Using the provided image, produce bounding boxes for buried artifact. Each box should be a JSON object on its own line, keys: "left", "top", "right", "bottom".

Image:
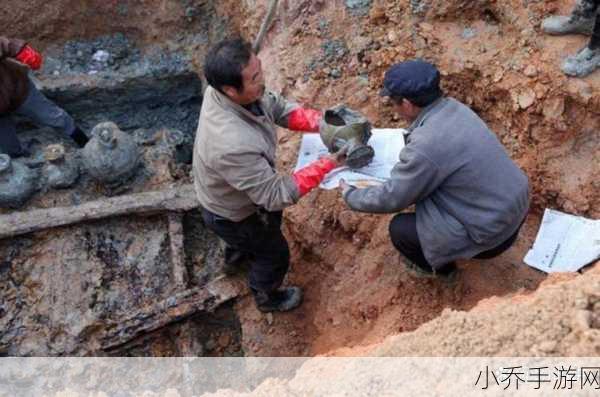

{"left": 319, "top": 105, "right": 374, "bottom": 169}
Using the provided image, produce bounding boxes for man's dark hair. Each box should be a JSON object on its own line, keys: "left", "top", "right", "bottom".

{"left": 404, "top": 89, "right": 443, "bottom": 108}
{"left": 204, "top": 38, "right": 253, "bottom": 92}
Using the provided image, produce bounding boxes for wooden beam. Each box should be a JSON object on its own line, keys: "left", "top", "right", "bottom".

{"left": 0, "top": 184, "right": 199, "bottom": 240}
{"left": 101, "top": 277, "right": 244, "bottom": 351}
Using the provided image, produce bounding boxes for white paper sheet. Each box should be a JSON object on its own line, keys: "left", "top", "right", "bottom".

{"left": 294, "top": 129, "right": 406, "bottom": 189}
{"left": 524, "top": 209, "right": 600, "bottom": 273}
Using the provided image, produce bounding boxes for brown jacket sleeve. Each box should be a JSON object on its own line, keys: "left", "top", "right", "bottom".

{"left": 0, "top": 37, "right": 26, "bottom": 60}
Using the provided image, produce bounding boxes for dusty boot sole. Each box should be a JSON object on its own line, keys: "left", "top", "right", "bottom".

{"left": 541, "top": 15, "right": 594, "bottom": 35}
{"left": 562, "top": 47, "right": 600, "bottom": 77}
{"left": 257, "top": 287, "right": 303, "bottom": 313}
{"left": 404, "top": 260, "right": 458, "bottom": 282}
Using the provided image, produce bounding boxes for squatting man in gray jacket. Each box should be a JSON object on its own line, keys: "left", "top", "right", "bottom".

{"left": 341, "top": 60, "right": 530, "bottom": 277}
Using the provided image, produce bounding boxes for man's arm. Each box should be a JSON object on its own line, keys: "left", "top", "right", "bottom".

{"left": 264, "top": 91, "right": 322, "bottom": 132}
{"left": 219, "top": 147, "right": 343, "bottom": 211}
{"left": 343, "top": 146, "right": 441, "bottom": 213}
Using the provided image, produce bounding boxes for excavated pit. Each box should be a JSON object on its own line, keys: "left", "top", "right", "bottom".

{"left": 1, "top": 0, "right": 599, "bottom": 359}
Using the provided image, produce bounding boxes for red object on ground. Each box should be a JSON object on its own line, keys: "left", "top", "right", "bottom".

{"left": 16, "top": 45, "right": 43, "bottom": 70}
{"left": 292, "top": 157, "right": 337, "bottom": 196}
{"left": 288, "top": 108, "right": 322, "bottom": 132}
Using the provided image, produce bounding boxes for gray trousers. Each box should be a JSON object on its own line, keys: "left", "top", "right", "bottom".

{"left": 0, "top": 78, "right": 75, "bottom": 156}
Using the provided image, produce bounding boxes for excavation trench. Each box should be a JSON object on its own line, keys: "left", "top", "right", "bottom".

{"left": 2, "top": 0, "right": 598, "bottom": 359}
{"left": 0, "top": 58, "right": 548, "bottom": 358}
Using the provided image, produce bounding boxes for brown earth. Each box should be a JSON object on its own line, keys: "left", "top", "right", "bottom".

{"left": 1, "top": 0, "right": 598, "bottom": 358}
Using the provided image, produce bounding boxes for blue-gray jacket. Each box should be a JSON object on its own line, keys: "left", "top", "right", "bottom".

{"left": 343, "top": 97, "right": 529, "bottom": 268}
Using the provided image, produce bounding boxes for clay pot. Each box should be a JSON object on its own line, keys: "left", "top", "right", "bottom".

{"left": 82, "top": 121, "right": 140, "bottom": 186}
{"left": 319, "top": 105, "right": 374, "bottom": 169}
{"left": 0, "top": 154, "right": 39, "bottom": 209}
{"left": 43, "top": 144, "right": 80, "bottom": 189}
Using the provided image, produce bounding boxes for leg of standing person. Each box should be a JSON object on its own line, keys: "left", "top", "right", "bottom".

{"left": 0, "top": 115, "right": 26, "bottom": 157}
{"left": 201, "top": 209, "right": 301, "bottom": 312}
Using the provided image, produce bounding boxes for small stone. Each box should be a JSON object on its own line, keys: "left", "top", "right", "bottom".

{"left": 266, "top": 312, "right": 274, "bottom": 325}
{"left": 573, "top": 310, "right": 592, "bottom": 330}
{"left": 524, "top": 65, "right": 538, "bottom": 77}
{"left": 218, "top": 333, "right": 231, "bottom": 348}
{"left": 517, "top": 88, "right": 536, "bottom": 109}
{"left": 492, "top": 69, "right": 504, "bottom": 83}
{"left": 387, "top": 31, "right": 397, "bottom": 43}
{"left": 461, "top": 28, "right": 477, "bottom": 40}
{"left": 542, "top": 97, "right": 565, "bottom": 120}
{"left": 538, "top": 341, "right": 557, "bottom": 353}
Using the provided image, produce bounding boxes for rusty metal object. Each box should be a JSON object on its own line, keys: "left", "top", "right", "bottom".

{"left": 82, "top": 122, "right": 140, "bottom": 187}
{"left": 43, "top": 144, "right": 80, "bottom": 189}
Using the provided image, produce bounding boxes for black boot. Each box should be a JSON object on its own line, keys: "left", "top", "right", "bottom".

{"left": 70, "top": 127, "right": 89, "bottom": 148}
{"left": 406, "top": 259, "right": 457, "bottom": 278}
{"left": 253, "top": 286, "right": 303, "bottom": 313}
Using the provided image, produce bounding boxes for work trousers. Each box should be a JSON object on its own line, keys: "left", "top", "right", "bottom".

{"left": 201, "top": 208, "right": 290, "bottom": 293}
{"left": 0, "top": 78, "right": 75, "bottom": 156}
{"left": 388, "top": 213, "right": 522, "bottom": 269}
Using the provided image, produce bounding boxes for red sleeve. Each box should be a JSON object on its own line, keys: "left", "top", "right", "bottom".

{"left": 287, "top": 108, "right": 322, "bottom": 132}
{"left": 292, "top": 157, "right": 337, "bottom": 196}
{"left": 16, "top": 45, "right": 43, "bottom": 70}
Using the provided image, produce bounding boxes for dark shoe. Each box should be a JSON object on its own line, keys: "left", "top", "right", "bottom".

{"left": 405, "top": 259, "right": 457, "bottom": 279}
{"left": 254, "top": 286, "right": 303, "bottom": 313}
{"left": 70, "top": 127, "right": 89, "bottom": 148}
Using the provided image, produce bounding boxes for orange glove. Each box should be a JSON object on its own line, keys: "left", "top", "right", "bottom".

{"left": 16, "top": 45, "right": 43, "bottom": 70}
{"left": 292, "top": 157, "right": 337, "bottom": 196}
{"left": 288, "top": 108, "right": 322, "bottom": 132}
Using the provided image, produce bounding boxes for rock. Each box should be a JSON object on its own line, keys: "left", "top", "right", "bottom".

{"left": 573, "top": 310, "right": 592, "bottom": 331}
{"left": 566, "top": 79, "right": 593, "bottom": 104}
{"left": 517, "top": 88, "right": 536, "bottom": 109}
{"left": 369, "top": 5, "right": 387, "bottom": 23}
{"left": 387, "top": 31, "right": 398, "bottom": 43}
{"left": 492, "top": 69, "right": 504, "bottom": 83}
{"left": 218, "top": 333, "right": 231, "bottom": 348}
{"left": 461, "top": 28, "right": 477, "bottom": 40}
{"left": 524, "top": 65, "right": 538, "bottom": 77}
{"left": 542, "top": 97, "right": 565, "bottom": 120}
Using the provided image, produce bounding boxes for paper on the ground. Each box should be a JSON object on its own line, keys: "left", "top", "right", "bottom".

{"left": 294, "top": 129, "right": 406, "bottom": 189}
{"left": 524, "top": 209, "right": 600, "bottom": 273}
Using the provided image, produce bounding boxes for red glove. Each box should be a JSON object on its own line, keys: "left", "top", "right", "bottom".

{"left": 16, "top": 45, "right": 43, "bottom": 70}
{"left": 288, "top": 108, "right": 322, "bottom": 132}
{"left": 292, "top": 157, "right": 337, "bottom": 196}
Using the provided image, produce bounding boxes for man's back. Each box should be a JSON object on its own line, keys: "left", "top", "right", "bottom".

{"left": 412, "top": 97, "right": 530, "bottom": 265}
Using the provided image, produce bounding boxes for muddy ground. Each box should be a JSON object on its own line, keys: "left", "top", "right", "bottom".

{"left": 0, "top": 0, "right": 598, "bottom": 357}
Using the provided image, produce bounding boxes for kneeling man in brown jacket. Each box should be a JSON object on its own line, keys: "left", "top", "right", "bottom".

{"left": 193, "top": 38, "right": 345, "bottom": 312}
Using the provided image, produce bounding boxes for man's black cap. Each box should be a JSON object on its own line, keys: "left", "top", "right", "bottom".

{"left": 380, "top": 59, "right": 441, "bottom": 103}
